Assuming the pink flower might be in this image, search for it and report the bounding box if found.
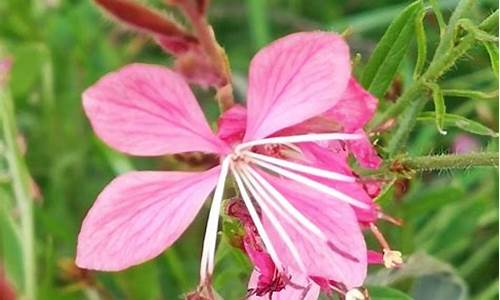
[76,32,379,293]
[0,57,12,87]
[452,133,480,154]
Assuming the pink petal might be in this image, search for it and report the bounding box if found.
[83,64,227,156]
[348,130,382,169]
[261,173,367,288]
[299,143,379,224]
[452,133,480,154]
[76,167,220,271]
[248,269,320,300]
[244,32,351,141]
[324,78,378,132]
[216,104,247,146]
[367,250,384,265]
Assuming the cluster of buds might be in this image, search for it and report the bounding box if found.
[94,0,233,98]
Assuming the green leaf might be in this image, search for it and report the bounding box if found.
[367,253,467,296]
[428,83,447,135]
[418,112,498,137]
[361,0,424,98]
[442,89,498,99]
[429,0,446,34]
[374,178,397,206]
[411,274,467,300]
[368,286,413,300]
[483,42,499,79]
[0,191,23,289]
[413,9,428,78]
[9,43,46,97]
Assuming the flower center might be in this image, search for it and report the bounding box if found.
[199,132,378,284]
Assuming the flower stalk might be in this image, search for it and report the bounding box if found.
[363,152,499,178]
[173,0,235,111]
[398,152,499,171]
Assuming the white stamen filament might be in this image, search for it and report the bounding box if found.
[230,163,283,270]
[242,166,326,240]
[237,165,306,272]
[248,158,369,209]
[199,158,230,281]
[235,132,363,152]
[244,151,355,182]
[198,132,369,283]
[239,166,338,264]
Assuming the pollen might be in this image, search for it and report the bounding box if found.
[345,288,366,300]
[383,249,403,269]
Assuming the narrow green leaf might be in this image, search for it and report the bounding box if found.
[457,19,499,42]
[413,9,428,79]
[373,178,396,206]
[429,0,446,34]
[479,9,499,32]
[368,286,413,300]
[428,83,447,135]
[418,112,499,137]
[483,42,499,79]
[0,193,23,288]
[458,234,499,278]
[442,89,498,99]
[361,0,424,98]
[412,274,468,300]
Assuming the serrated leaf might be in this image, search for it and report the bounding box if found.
[483,42,499,79]
[361,0,424,98]
[418,112,498,137]
[368,286,413,300]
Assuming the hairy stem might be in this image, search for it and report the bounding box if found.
[400,152,498,171]
[369,0,493,156]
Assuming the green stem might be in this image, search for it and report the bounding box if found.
[400,152,498,171]
[247,0,270,49]
[369,0,494,155]
[386,97,426,155]
[0,89,36,299]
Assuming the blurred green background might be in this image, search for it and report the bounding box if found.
[0,0,498,299]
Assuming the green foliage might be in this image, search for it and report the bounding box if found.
[418,112,499,137]
[361,0,424,98]
[367,286,413,300]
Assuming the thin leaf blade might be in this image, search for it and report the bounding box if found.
[418,112,499,137]
[361,0,424,98]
